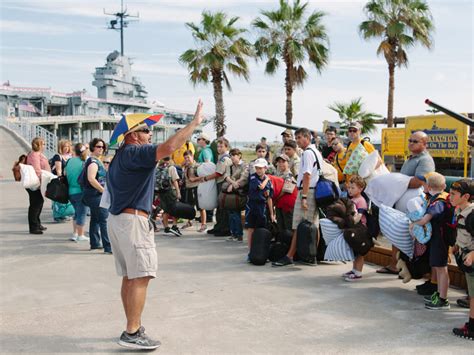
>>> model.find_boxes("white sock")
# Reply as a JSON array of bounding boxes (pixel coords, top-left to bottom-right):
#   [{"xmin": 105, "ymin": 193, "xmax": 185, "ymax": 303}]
[
  {"xmin": 353, "ymin": 270, "xmax": 362, "ymax": 277},
  {"xmin": 72, "ymin": 233, "xmax": 78, "ymax": 238}
]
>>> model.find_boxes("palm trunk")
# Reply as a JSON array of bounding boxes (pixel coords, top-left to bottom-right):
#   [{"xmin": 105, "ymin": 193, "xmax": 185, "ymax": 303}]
[
  {"xmin": 212, "ymin": 69, "xmax": 226, "ymax": 138},
  {"xmin": 285, "ymin": 60, "xmax": 293, "ymax": 125},
  {"xmin": 387, "ymin": 63, "xmax": 395, "ymax": 128}
]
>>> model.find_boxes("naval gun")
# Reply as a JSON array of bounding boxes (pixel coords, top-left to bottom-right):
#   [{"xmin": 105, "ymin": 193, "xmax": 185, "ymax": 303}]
[
  {"xmin": 255, "ymin": 117, "xmax": 324, "ymax": 137},
  {"xmin": 424, "ymin": 99, "xmax": 474, "ymax": 127}
]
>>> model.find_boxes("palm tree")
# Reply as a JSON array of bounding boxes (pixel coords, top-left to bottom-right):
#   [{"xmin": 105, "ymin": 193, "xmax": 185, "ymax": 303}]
[
  {"xmin": 180, "ymin": 11, "xmax": 253, "ymax": 137},
  {"xmin": 328, "ymin": 98, "xmax": 380, "ymax": 134},
  {"xmin": 359, "ymin": 0, "xmax": 434, "ymax": 127},
  {"xmin": 253, "ymin": 0, "xmax": 329, "ymax": 125}
]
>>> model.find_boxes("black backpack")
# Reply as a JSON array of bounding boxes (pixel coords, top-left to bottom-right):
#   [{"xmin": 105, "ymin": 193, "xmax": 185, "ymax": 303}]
[
  {"xmin": 296, "ymin": 219, "xmax": 318, "ymax": 261},
  {"xmin": 269, "ymin": 229, "xmax": 292, "ymax": 262},
  {"xmin": 155, "ymin": 165, "xmax": 172, "ymax": 192},
  {"xmin": 343, "ymin": 222, "xmax": 374, "ymax": 256},
  {"xmin": 249, "ymin": 228, "xmax": 272, "ymax": 265}
]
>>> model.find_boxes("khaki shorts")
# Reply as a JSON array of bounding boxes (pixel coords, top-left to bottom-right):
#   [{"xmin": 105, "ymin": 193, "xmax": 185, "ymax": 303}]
[
  {"xmin": 466, "ymin": 272, "xmax": 474, "ymax": 297},
  {"xmin": 292, "ymin": 190, "xmax": 319, "ymax": 230},
  {"xmin": 108, "ymin": 213, "xmax": 157, "ymax": 279}
]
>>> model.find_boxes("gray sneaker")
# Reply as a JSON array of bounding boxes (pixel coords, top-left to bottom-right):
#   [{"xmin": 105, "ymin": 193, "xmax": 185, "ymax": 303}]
[{"xmin": 118, "ymin": 326, "xmax": 161, "ymax": 350}]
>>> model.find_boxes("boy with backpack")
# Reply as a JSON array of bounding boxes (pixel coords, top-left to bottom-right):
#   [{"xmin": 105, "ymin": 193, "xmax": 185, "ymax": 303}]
[
  {"xmin": 413, "ymin": 172, "xmax": 451, "ymax": 310},
  {"xmin": 449, "ymin": 179, "xmax": 474, "ymax": 340},
  {"xmin": 245, "ymin": 158, "xmax": 274, "ymax": 262},
  {"xmin": 155, "ymin": 157, "xmax": 181, "ymax": 237}
]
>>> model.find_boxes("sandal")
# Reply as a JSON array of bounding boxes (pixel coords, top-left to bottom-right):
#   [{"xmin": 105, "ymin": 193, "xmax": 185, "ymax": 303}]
[
  {"xmin": 182, "ymin": 221, "xmax": 193, "ymax": 230},
  {"xmin": 376, "ymin": 266, "xmax": 399, "ymax": 275},
  {"xmin": 198, "ymin": 224, "xmax": 207, "ymax": 232}
]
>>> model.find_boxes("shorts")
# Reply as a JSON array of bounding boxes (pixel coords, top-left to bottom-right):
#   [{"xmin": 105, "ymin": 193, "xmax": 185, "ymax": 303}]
[
  {"xmin": 292, "ymin": 191, "xmax": 319, "ymax": 230},
  {"xmin": 245, "ymin": 203, "xmax": 267, "ymax": 229},
  {"xmin": 184, "ymin": 187, "xmax": 200, "ymax": 209},
  {"xmin": 466, "ymin": 272, "xmax": 474, "ymax": 296},
  {"xmin": 429, "ymin": 230, "xmax": 449, "ymax": 267},
  {"xmin": 159, "ymin": 189, "xmax": 177, "ymax": 214},
  {"xmin": 69, "ymin": 192, "xmax": 86, "ymax": 226},
  {"xmin": 108, "ymin": 213, "xmax": 157, "ymax": 279}
]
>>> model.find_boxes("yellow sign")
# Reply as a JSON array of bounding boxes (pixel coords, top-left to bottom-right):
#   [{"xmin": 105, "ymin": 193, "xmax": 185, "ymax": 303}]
[
  {"xmin": 405, "ymin": 114, "xmax": 469, "ymax": 158},
  {"xmin": 381, "ymin": 128, "xmax": 405, "ymax": 157}
]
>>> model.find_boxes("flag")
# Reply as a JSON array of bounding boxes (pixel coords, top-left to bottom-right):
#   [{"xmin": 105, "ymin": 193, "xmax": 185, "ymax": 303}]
[{"xmin": 109, "ymin": 113, "xmax": 164, "ymax": 146}]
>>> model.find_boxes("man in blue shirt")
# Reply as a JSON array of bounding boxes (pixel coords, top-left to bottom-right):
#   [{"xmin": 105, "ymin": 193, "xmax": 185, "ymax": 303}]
[{"xmin": 107, "ymin": 100, "xmax": 204, "ymax": 350}]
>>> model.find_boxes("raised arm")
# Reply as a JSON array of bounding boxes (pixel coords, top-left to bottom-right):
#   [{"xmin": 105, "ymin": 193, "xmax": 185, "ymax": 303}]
[{"xmin": 155, "ymin": 100, "xmax": 204, "ymax": 161}]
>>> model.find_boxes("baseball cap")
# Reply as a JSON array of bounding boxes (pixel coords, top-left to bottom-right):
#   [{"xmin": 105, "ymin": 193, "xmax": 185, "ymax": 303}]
[
  {"xmin": 281, "ymin": 129, "xmax": 293, "ymax": 136},
  {"xmin": 348, "ymin": 122, "xmax": 363, "ymax": 131},
  {"xmin": 197, "ymin": 133, "xmax": 210, "ymax": 142},
  {"xmin": 254, "ymin": 158, "xmax": 268, "ymax": 168},
  {"xmin": 275, "ymin": 154, "xmax": 289, "ymax": 162}
]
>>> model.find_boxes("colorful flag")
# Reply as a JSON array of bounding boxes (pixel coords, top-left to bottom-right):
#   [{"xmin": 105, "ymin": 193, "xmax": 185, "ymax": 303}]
[{"xmin": 109, "ymin": 113, "xmax": 163, "ymax": 146}]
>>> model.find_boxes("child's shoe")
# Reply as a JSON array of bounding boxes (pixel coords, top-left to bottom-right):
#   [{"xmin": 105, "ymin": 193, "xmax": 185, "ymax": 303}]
[
  {"xmin": 425, "ymin": 297, "xmax": 450, "ymax": 310},
  {"xmin": 344, "ymin": 273, "xmax": 362, "ymax": 282},
  {"xmin": 452, "ymin": 323, "xmax": 474, "ymax": 341}
]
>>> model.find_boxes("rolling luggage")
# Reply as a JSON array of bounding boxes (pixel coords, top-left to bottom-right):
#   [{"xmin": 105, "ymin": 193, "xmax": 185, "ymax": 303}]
[
  {"xmin": 249, "ymin": 228, "xmax": 272, "ymax": 266},
  {"xmin": 170, "ymin": 201, "xmax": 196, "ymax": 220},
  {"xmin": 296, "ymin": 219, "xmax": 318, "ymax": 261}
]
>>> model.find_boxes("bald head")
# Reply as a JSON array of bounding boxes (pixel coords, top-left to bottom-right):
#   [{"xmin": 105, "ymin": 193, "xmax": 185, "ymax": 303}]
[{"xmin": 408, "ymin": 131, "xmax": 429, "ymax": 154}]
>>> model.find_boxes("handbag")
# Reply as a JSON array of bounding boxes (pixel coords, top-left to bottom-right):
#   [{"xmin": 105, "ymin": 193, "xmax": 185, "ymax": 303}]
[
  {"xmin": 46, "ymin": 175, "xmax": 69, "ymax": 204},
  {"xmin": 218, "ymin": 192, "xmax": 247, "ymax": 211},
  {"xmin": 282, "ymin": 179, "xmax": 296, "ymax": 194},
  {"xmin": 19, "ymin": 163, "xmax": 40, "ymax": 190}
]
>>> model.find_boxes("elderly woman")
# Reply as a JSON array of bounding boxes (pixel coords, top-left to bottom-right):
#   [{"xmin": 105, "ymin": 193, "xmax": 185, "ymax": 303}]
[
  {"xmin": 25, "ymin": 137, "xmax": 51, "ymax": 234},
  {"xmin": 82, "ymin": 138, "xmax": 111, "ymax": 254}
]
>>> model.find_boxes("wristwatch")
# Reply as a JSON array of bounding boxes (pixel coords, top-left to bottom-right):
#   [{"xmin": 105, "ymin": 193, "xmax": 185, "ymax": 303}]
[{"xmin": 301, "ymin": 194, "xmax": 307, "ymax": 200}]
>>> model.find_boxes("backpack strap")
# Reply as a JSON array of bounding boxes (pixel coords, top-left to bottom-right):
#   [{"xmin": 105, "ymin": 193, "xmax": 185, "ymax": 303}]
[{"xmin": 299, "ymin": 147, "xmax": 321, "ymax": 188}]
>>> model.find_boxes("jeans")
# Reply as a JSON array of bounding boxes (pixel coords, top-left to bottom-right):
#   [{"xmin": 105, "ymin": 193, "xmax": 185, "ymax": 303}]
[
  {"xmin": 26, "ymin": 188, "xmax": 44, "ymax": 232},
  {"xmin": 69, "ymin": 192, "xmax": 87, "ymax": 226},
  {"xmin": 83, "ymin": 193, "xmax": 111, "ymax": 252},
  {"xmin": 229, "ymin": 211, "xmax": 243, "ymax": 237}
]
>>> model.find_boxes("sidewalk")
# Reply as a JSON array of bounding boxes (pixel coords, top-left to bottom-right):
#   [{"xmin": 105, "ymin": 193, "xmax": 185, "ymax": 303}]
[{"xmin": 0, "ymin": 129, "xmax": 472, "ymax": 354}]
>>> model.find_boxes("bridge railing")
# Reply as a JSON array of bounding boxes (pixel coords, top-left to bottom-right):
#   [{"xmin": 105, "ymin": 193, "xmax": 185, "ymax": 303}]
[{"xmin": 0, "ymin": 117, "xmax": 57, "ymax": 158}]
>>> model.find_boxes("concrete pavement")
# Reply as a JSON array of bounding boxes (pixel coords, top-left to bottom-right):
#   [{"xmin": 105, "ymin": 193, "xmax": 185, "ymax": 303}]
[{"xmin": 0, "ymin": 128, "xmax": 472, "ymax": 354}]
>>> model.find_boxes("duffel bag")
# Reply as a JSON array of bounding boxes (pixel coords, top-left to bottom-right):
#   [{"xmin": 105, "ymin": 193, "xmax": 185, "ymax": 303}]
[
  {"xmin": 269, "ymin": 229, "xmax": 293, "ymax": 262},
  {"xmin": 296, "ymin": 219, "xmax": 318, "ymax": 260},
  {"xmin": 218, "ymin": 192, "xmax": 247, "ymax": 211},
  {"xmin": 170, "ymin": 201, "xmax": 196, "ymax": 220},
  {"xmin": 343, "ymin": 223, "xmax": 373, "ymax": 256},
  {"xmin": 46, "ymin": 176, "xmax": 69, "ymax": 204},
  {"xmin": 249, "ymin": 228, "xmax": 272, "ymax": 266}
]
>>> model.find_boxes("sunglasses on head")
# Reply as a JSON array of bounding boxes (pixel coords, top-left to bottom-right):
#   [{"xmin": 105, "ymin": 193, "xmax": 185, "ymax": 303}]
[{"xmin": 408, "ymin": 139, "xmax": 419, "ymax": 144}]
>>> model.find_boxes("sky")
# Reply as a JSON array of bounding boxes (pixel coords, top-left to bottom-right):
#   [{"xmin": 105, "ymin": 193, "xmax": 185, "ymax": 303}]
[{"xmin": 1, "ymin": 0, "xmax": 472, "ymax": 141}]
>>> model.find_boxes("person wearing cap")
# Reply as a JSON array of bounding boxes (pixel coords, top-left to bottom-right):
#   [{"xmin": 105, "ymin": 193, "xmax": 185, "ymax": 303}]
[
  {"xmin": 196, "ymin": 133, "xmax": 214, "ymax": 163},
  {"xmin": 106, "ymin": 100, "xmax": 204, "ymax": 350},
  {"xmin": 280, "ymin": 129, "xmax": 303, "ymax": 156},
  {"xmin": 342, "ymin": 121, "xmax": 375, "ymax": 185},
  {"xmin": 237, "ymin": 144, "xmax": 275, "ymax": 187},
  {"xmin": 283, "ymin": 140, "xmax": 300, "ymax": 178},
  {"xmin": 321, "ymin": 126, "xmax": 337, "ymax": 162},
  {"xmin": 274, "ymin": 154, "xmax": 293, "ymax": 180},
  {"xmin": 377, "ymin": 130, "xmax": 435, "ymax": 276},
  {"xmin": 199, "ymin": 137, "xmax": 233, "ymax": 237},
  {"xmin": 274, "ymin": 153, "xmax": 296, "ymax": 231},
  {"xmin": 273, "ymin": 127, "xmax": 324, "ymax": 267},
  {"xmin": 245, "ymin": 158, "xmax": 275, "ymax": 261},
  {"xmin": 449, "ymin": 179, "xmax": 474, "ymax": 340}
]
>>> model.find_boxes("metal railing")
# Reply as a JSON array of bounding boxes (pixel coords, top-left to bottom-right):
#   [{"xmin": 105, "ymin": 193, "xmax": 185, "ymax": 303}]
[{"xmin": 0, "ymin": 117, "xmax": 57, "ymax": 158}]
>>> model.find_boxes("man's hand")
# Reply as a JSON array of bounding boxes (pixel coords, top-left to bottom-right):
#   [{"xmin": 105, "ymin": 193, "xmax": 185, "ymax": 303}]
[
  {"xmin": 452, "ymin": 245, "xmax": 459, "ymax": 255},
  {"xmin": 302, "ymin": 199, "xmax": 308, "ymax": 211},
  {"xmin": 193, "ymin": 99, "xmax": 204, "ymax": 125},
  {"xmin": 227, "ymin": 184, "xmax": 233, "ymax": 193},
  {"xmin": 464, "ymin": 251, "xmax": 474, "ymax": 267}
]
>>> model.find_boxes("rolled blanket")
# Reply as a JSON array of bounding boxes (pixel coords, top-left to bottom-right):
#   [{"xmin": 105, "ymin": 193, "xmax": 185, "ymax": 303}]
[
  {"xmin": 379, "ymin": 204, "xmax": 413, "ymax": 259},
  {"xmin": 365, "ymin": 173, "xmax": 411, "ymax": 208},
  {"xmin": 324, "ymin": 233, "xmax": 355, "ymax": 262}
]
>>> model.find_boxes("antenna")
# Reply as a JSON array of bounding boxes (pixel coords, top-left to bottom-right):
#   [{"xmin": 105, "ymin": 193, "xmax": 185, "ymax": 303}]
[{"xmin": 104, "ymin": 0, "xmax": 139, "ymax": 56}]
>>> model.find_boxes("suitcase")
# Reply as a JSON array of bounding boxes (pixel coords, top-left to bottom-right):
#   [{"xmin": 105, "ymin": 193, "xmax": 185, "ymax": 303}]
[
  {"xmin": 343, "ymin": 223, "xmax": 373, "ymax": 256},
  {"xmin": 170, "ymin": 201, "xmax": 196, "ymax": 220},
  {"xmin": 268, "ymin": 229, "xmax": 292, "ymax": 262},
  {"xmin": 249, "ymin": 228, "xmax": 272, "ymax": 265},
  {"xmin": 218, "ymin": 192, "xmax": 247, "ymax": 211},
  {"xmin": 296, "ymin": 219, "xmax": 318, "ymax": 260}
]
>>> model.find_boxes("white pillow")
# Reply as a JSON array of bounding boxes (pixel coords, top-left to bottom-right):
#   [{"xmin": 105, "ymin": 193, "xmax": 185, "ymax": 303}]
[
  {"xmin": 320, "ymin": 218, "xmax": 343, "ymax": 245},
  {"xmin": 379, "ymin": 204, "xmax": 413, "ymax": 258},
  {"xmin": 394, "ymin": 188, "xmax": 424, "ymax": 214},
  {"xmin": 365, "ymin": 173, "xmax": 411, "ymax": 208},
  {"xmin": 324, "ymin": 234, "xmax": 355, "ymax": 261},
  {"xmin": 358, "ymin": 151, "xmax": 379, "ymax": 178}
]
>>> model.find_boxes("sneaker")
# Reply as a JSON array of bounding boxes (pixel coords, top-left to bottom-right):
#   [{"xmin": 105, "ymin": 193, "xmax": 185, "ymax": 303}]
[
  {"xmin": 417, "ymin": 282, "xmax": 438, "ymax": 296},
  {"xmin": 69, "ymin": 234, "xmax": 78, "ymax": 242},
  {"xmin": 345, "ymin": 273, "xmax": 362, "ymax": 282},
  {"xmin": 416, "ymin": 280, "xmax": 431, "ymax": 291},
  {"xmin": 171, "ymin": 225, "xmax": 182, "ymax": 236},
  {"xmin": 296, "ymin": 257, "xmax": 316, "ymax": 266},
  {"xmin": 342, "ymin": 270, "xmax": 355, "ymax": 278},
  {"xmin": 236, "ymin": 236, "xmax": 243, "ymax": 242},
  {"xmin": 452, "ymin": 323, "xmax": 474, "ymax": 341},
  {"xmin": 181, "ymin": 221, "xmax": 193, "ymax": 229},
  {"xmin": 272, "ymin": 256, "xmax": 294, "ymax": 267},
  {"xmin": 424, "ymin": 291, "xmax": 440, "ymax": 304},
  {"xmin": 457, "ymin": 297, "xmax": 470, "ymax": 309},
  {"xmin": 76, "ymin": 235, "xmax": 89, "ymax": 242},
  {"xmin": 118, "ymin": 326, "xmax": 161, "ymax": 350},
  {"xmin": 425, "ymin": 297, "xmax": 450, "ymax": 310},
  {"xmin": 164, "ymin": 227, "xmax": 176, "ymax": 236},
  {"xmin": 207, "ymin": 228, "xmax": 216, "ymax": 234},
  {"xmin": 226, "ymin": 236, "xmax": 236, "ymax": 242},
  {"xmin": 198, "ymin": 224, "xmax": 207, "ymax": 233}
]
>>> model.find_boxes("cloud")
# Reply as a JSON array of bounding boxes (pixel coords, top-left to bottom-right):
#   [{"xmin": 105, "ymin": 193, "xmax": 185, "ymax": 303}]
[{"xmin": 0, "ymin": 20, "xmax": 74, "ymax": 35}]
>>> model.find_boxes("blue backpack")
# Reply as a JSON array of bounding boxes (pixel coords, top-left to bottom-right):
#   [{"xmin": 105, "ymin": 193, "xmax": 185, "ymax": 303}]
[{"xmin": 306, "ymin": 148, "xmax": 341, "ymax": 208}]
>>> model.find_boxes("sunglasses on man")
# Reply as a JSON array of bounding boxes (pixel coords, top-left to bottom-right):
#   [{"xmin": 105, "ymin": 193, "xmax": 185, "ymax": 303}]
[
  {"xmin": 408, "ymin": 139, "xmax": 420, "ymax": 144},
  {"xmin": 136, "ymin": 128, "xmax": 151, "ymax": 134}
]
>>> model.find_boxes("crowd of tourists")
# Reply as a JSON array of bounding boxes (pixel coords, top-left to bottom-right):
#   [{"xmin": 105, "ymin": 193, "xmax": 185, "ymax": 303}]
[{"xmin": 12, "ymin": 114, "xmax": 474, "ymax": 345}]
